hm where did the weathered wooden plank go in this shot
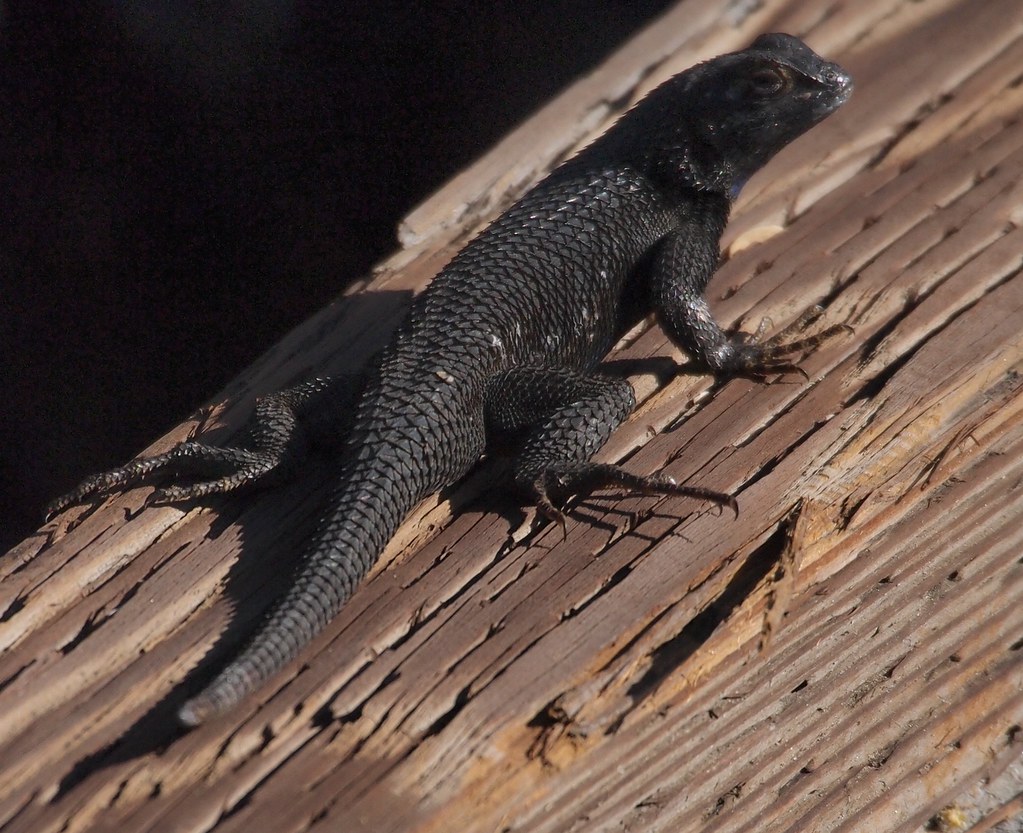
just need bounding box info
[2,0,1023,831]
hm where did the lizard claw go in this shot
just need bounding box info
[526,464,736,535]
[533,481,569,540]
[716,306,851,381]
[45,443,290,520]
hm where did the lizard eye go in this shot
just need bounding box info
[746,67,790,98]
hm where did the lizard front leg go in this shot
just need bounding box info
[652,215,847,381]
[485,367,735,532]
[46,374,364,518]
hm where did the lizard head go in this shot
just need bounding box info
[644,33,853,195]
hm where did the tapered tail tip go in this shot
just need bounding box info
[177,696,216,728]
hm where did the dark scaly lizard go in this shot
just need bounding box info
[47,34,852,726]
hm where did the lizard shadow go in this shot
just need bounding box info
[55,457,333,796]
[52,288,416,796]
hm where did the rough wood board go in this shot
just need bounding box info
[3,0,1023,831]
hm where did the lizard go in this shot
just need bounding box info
[46,33,853,727]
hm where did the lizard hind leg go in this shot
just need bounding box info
[484,367,735,535]
[45,375,362,519]
[45,442,282,519]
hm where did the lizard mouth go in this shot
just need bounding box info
[800,70,853,117]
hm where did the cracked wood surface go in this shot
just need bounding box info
[4,0,1023,831]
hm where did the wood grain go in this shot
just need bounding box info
[3,1,1022,831]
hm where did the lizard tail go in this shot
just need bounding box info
[177,449,421,727]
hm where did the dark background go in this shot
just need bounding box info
[1,1,674,551]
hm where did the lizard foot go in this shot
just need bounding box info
[529,461,737,537]
[718,305,852,382]
[45,390,315,520]
[44,442,293,520]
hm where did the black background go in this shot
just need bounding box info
[1,1,674,551]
